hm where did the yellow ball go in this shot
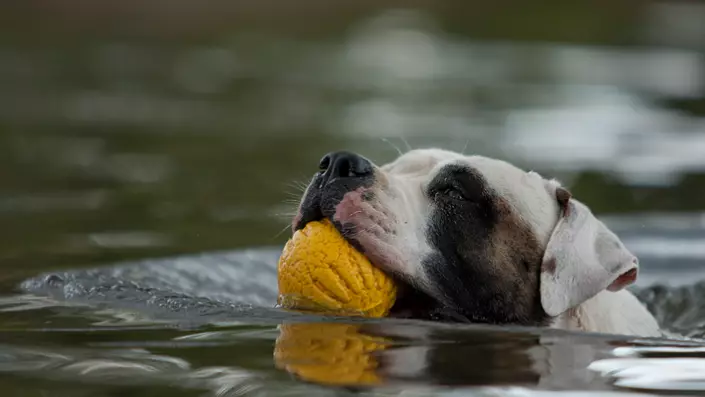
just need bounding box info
[277,219,397,317]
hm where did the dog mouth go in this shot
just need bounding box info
[293,181,466,322]
[296,211,442,320]
[326,219,467,322]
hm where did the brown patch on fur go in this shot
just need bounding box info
[542,257,557,274]
[555,187,572,217]
[488,197,549,325]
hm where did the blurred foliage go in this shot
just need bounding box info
[0,0,704,274]
[571,172,705,214]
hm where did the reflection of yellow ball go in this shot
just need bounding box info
[274,323,388,386]
[277,220,397,317]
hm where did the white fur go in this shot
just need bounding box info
[551,289,661,337]
[347,148,661,337]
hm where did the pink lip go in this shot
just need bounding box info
[330,189,405,277]
[332,187,368,225]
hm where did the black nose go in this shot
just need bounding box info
[318,151,372,184]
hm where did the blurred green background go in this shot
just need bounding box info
[2,0,705,281]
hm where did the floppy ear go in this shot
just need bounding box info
[540,184,639,317]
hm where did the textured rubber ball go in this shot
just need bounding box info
[277,219,397,317]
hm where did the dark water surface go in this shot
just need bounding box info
[2,1,705,396]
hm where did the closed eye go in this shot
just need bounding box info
[427,164,486,203]
[432,184,467,201]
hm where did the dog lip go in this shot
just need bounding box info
[293,209,324,231]
[329,218,368,256]
[329,218,396,280]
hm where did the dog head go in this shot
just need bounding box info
[291,148,638,325]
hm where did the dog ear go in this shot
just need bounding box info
[540,183,638,317]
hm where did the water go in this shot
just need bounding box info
[2,1,705,396]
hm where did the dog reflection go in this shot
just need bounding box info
[272,322,567,388]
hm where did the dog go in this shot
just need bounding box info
[291,148,661,337]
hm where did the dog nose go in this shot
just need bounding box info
[318,151,372,183]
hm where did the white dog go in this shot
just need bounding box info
[292,148,661,337]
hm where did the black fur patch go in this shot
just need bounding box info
[422,164,549,326]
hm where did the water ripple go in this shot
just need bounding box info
[590,345,705,393]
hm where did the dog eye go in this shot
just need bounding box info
[445,188,466,200]
[434,186,466,201]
